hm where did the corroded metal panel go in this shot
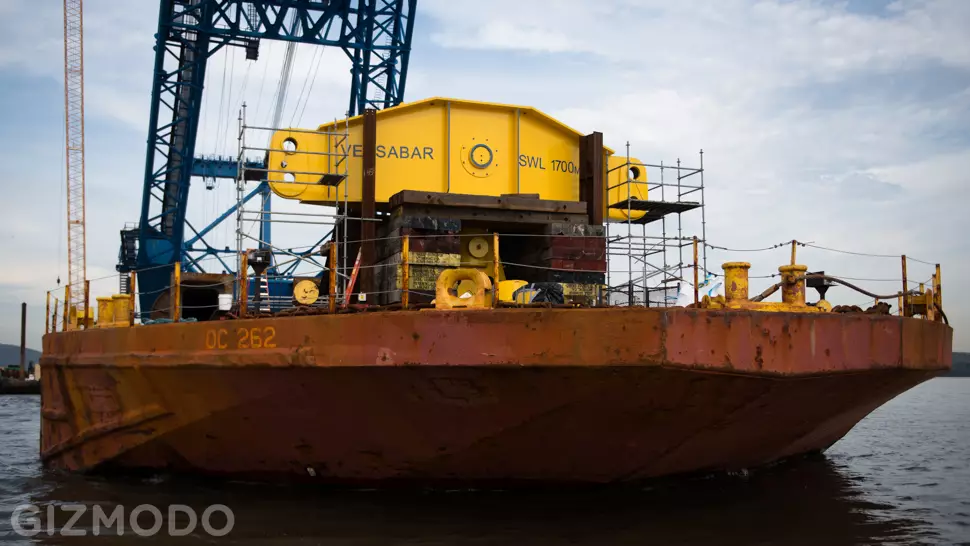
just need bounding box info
[40,307,951,484]
[42,309,951,373]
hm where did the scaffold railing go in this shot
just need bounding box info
[605,148,707,307]
[235,104,357,307]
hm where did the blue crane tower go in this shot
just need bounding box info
[118,0,417,315]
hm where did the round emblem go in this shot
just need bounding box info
[468,143,493,169]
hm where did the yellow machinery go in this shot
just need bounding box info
[94,294,133,328]
[266,97,648,222]
[460,229,505,280]
[710,262,826,313]
[435,269,493,310]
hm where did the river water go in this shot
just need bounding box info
[1,379,968,545]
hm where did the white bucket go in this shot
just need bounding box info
[218,293,233,311]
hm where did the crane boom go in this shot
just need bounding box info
[63,0,87,326]
[125,0,417,315]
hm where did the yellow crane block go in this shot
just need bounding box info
[266,97,647,222]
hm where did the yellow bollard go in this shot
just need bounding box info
[112,294,131,326]
[97,297,114,327]
[778,264,808,306]
[722,262,751,303]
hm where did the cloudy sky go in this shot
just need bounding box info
[0,0,967,352]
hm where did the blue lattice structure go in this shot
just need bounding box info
[123,0,417,315]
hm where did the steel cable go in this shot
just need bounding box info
[799,242,935,265]
[800,274,920,300]
[705,241,791,252]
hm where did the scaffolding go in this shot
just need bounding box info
[56,121,950,326]
[230,119,708,312]
[234,105,353,312]
[606,148,707,307]
[228,108,712,313]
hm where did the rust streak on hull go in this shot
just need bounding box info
[40,308,951,485]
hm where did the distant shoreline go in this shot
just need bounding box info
[947,352,970,377]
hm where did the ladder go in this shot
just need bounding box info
[258,276,271,312]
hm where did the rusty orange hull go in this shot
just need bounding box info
[40,308,951,485]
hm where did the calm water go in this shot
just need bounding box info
[1,379,968,545]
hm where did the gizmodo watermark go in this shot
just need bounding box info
[11,503,234,537]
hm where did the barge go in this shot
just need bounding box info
[40,98,952,485]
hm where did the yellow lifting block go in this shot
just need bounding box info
[266,97,648,222]
[435,269,493,310]
[606,155,648,223]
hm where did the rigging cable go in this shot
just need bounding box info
[252,41,273,124]
[291,45,326,127]
[236,61,253,122]
[214,48,229,158]
[705,241,790,252]
[270,41,297,132]
[221,47,237,157]
[799,242,935,265]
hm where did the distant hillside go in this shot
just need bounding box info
[0,343,40,367]
[949,352,970,377]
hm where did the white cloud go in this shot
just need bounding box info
[420,0,970,341]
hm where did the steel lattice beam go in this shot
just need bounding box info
[63,0,87,325]
[130,0,417,315]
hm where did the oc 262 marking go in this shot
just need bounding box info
[204,327,276,350]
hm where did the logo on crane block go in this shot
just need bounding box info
[468,143,493,168]
[460,139,497,178]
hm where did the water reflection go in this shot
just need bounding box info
[3,458,936,545]
[6,382,968,546]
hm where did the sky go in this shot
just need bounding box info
[0,0,968,352]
